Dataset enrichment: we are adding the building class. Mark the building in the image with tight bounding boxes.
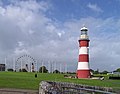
[0,64,5,71]
[77,26,91,78]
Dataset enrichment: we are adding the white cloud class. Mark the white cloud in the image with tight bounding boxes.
[57,32,62,37]
[87,3,103,12]
[18,41,24,47]
[57,30,65,38]
[62,17,120,71]
[46,24,56,33]
[0,0,120,72]
[14,48,28,55]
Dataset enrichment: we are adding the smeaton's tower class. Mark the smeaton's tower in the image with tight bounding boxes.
[77,26,91,78]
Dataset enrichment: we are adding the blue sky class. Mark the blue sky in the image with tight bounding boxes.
[0,0,120,72]
[45,0,120,21]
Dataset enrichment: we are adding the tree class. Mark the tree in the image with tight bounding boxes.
[7,68,14,71]
[101,70,109,74]
[19,68,28,72]
[90,69,94,73]
[39,66,48,73]
[53,70,60,73]
[114,68,120,72]
[94,69,99,74]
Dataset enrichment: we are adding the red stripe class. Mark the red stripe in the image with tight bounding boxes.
[76,70,91,78]
[79,40,89,47]
[78,54,89,62]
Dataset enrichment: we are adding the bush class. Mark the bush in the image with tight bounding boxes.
[7,69,14,71]
[19,68,28,72]
[53,70,60,73]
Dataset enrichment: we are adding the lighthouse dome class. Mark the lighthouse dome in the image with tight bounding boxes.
[80,26,88,31]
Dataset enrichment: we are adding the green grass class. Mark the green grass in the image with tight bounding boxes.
[0,72,120,91]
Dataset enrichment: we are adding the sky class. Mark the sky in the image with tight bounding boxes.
[0,0,120,72]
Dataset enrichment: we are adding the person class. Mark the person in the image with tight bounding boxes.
[35,73,37,78]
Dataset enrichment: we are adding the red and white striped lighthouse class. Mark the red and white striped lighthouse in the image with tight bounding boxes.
[77,26,91,78]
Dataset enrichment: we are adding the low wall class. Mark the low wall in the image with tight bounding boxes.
[39,81,116,94]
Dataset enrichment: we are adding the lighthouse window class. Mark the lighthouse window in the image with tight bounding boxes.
[81,31,87,35]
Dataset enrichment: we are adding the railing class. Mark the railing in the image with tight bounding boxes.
[39,81,116,94]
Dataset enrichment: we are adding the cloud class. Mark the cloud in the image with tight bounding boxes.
[87,3,103,12]
[0,0,120,72]
[0,0,78,71]
[0,0,52,55]
[63,17,120,71]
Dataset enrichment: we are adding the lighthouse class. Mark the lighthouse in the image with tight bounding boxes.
[77,26,91,78]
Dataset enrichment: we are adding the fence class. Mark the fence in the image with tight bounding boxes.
[39,81,116,94]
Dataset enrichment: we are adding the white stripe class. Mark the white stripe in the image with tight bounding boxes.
[77,62,89,70]
[79,47,88,55]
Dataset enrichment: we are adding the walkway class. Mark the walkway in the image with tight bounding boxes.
[0,88,38,94]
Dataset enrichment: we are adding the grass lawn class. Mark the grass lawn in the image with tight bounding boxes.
[0,72,120,91]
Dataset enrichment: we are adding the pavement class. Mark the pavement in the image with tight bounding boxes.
[0,88,38,94]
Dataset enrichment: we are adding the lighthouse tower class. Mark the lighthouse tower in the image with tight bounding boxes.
[77,26,91,78]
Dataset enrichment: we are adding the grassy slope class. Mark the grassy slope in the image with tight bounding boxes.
[0,72,120,91]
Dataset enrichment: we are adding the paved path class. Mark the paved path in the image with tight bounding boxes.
[0,88,38,94]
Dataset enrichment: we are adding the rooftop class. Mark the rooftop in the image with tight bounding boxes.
[80,26,88,31]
